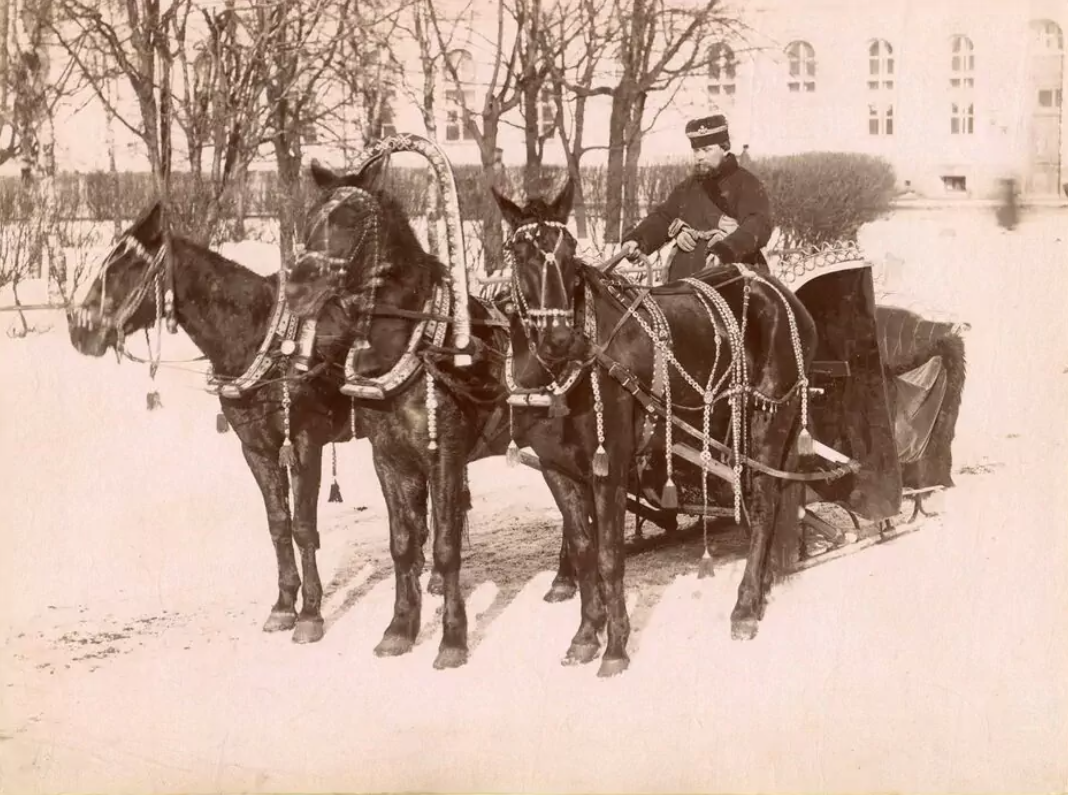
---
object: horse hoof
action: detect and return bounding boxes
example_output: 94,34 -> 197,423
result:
597,656 -> 630,678
730,617 -> 759,641
291,618 -> 324,644
263,611 -> 297,632
428,572 -> 445,597
543,580 -> 577,603
433,646 -> 468,670
562,643 -> 599,666
374,634 -> 414,658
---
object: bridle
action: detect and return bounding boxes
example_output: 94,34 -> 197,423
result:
503,219 -> 595,405
72,233 -> 177,365
290,186 -> 379,283
505,220 -> 576,331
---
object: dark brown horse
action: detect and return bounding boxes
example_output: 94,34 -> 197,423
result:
493,179 -> 819,676
66,203 -> 358,647
282,158 -> 589,668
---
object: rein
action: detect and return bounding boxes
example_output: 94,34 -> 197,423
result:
504,219 -> 847,520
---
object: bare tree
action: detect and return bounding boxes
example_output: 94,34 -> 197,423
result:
381,0 -> 457,257
539,0 -> 620,239
50,0 -> 189,247
330,0 -> 410,151
547,0 -> 740,242
240,0 -> 350,263
425,0 -> 536,270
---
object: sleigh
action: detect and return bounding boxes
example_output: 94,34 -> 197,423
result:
504,240 -> 966,571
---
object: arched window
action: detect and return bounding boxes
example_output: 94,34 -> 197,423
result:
786,40 -> 816,92
949,35 -> 975,134
949,34 -> 974,89
708,43 -> 737,100
445,49 -> 476,142
1030,19 -> 1064,52
867,39 -> 894,135
1029,21 -> 1064,110
868,39 -> 894,90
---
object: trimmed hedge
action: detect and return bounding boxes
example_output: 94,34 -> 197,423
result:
750,152 -> 897,246
0,151 -> 896,248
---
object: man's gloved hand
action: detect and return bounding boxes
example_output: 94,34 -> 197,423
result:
621,239 -> 639,258
668,219 -> 698,252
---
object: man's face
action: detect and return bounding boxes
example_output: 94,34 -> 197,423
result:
692,143 -> 727,175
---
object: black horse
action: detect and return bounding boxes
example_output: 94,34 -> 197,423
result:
491,180 -> 820,675
66,203 -> 358,646
282,158 -> 590,668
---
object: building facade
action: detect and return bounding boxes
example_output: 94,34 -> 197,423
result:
14,0 -> 1068,200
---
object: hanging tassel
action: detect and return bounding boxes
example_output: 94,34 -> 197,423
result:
506,440 -> 521,467
548,394 -> 570,417
660,477 -> 678,510
796,426 -> 814,456
278,441 -> 297,469
592,445 -> 610,478
327,443 -> 342,501
146,391 -> 162,410
216,413 -> 229,434
698,549 -> 716,579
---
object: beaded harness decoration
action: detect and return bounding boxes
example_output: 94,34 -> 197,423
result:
504,219 -> 814,552
292,183 -> 453,450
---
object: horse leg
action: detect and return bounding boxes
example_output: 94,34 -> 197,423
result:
290,441 -> 325,643
241,444 -> 300,633
593,408 -> 634,678
542,469 -> 582,603
732,412 -> 800,640
430,445 -> 470,670
372,452 -> 426,658
426,510 -> 443,597
561,475 -> 605,666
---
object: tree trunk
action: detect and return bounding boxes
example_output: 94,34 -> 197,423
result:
478,120 -> 502,275
523,79 -> 541,196
621,92 -> 646,232
273,136 -> 302,268
603,85 -> 633,244
11,278 -> 30,337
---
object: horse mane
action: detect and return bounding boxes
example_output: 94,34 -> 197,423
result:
171,235 -> 273,286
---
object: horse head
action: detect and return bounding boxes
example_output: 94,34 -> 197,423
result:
67,201 -> 169,357
285,157 -> 390,319
493,177 -> 580,362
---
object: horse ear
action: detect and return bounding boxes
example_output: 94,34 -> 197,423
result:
350,155 -> 389,192
548,175 -> 575,224
309,159 -> 340,191
131,201 -> 164,244
492,186 -> 525,230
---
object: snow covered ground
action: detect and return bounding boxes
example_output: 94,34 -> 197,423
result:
1,207 -> 1066,794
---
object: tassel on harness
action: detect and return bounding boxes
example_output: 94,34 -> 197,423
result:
592,445 -> 610,478
506,439 -> 521,467
698,549 -> 715,579
660,478 -> 678,510
328,443 -> 343,503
